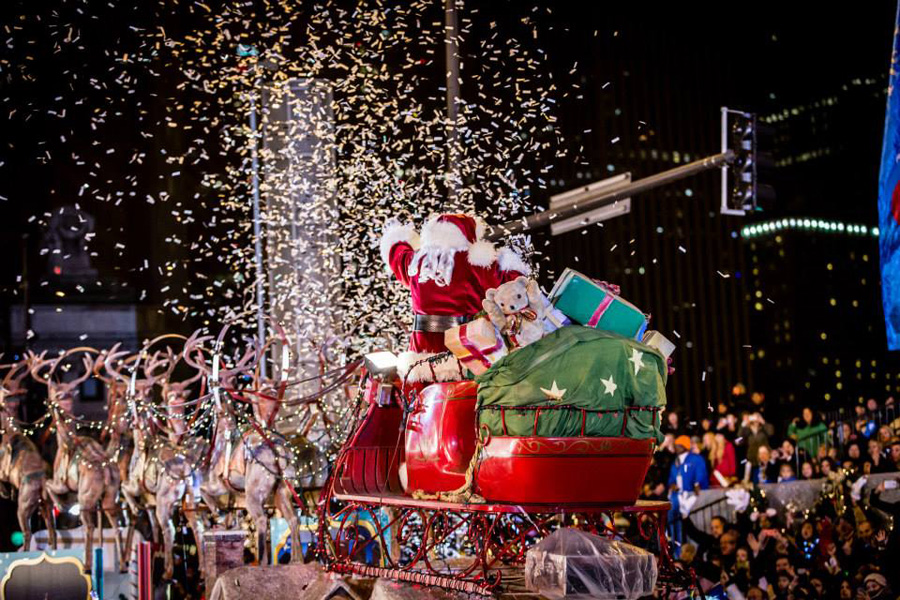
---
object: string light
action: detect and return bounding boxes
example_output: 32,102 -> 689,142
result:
741,218 -> 879,239
1,334 -> 365,508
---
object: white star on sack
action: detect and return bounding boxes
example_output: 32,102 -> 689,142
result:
540,380 -> 567,400
601,374 -> 618,396
629,348 -> 645,376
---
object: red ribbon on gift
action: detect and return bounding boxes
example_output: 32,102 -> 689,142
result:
587,294 -> 615,327
593,279 -> 621,295
458,323 -> 504,370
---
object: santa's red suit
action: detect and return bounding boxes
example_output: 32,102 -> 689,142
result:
380,213 -> 529,383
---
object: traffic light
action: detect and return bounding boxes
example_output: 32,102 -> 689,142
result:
721,107 -> 775,215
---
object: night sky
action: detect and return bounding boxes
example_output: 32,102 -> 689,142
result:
1,1 -> 893,293
0,0 -> 896,366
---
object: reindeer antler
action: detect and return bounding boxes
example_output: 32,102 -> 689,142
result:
2,358 -> 32,396
53,353 -> 95,398
28,350 -> 54,385
98,343 -> 135,385
219,343 -> 258,383
31,348 -> 97,405
146,347 -> 178,383
181,329 -> 213,374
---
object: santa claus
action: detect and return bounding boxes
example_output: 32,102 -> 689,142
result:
380,213 -> 530,382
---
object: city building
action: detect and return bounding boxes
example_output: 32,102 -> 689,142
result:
742,77 -> 900,411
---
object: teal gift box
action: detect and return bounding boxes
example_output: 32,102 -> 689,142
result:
548,268 -> 648,339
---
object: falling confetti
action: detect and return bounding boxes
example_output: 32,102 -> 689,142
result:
1,0 -> 570,358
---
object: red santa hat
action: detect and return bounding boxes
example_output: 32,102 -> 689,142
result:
425,214 -> 484,244
418,213 -> 504,266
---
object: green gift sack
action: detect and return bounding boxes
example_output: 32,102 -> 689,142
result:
475,326 -> 666,441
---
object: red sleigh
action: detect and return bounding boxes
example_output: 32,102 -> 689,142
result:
318,372 -> 698,597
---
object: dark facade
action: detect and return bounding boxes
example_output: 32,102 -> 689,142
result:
531,15 -> 755,417
743,77 -> 900,410
744,220 -> 892,407
529,4 -> 896,416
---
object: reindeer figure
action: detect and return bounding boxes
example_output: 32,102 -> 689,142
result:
100,345 -> 170,570
31,350 -> 125,574
184,331 -> 303,565
94,346 -> 140,496
0,359 -> 57,552
155,345 -> 205,446
130,337 -> 209,581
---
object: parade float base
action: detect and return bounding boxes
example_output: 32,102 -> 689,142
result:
321,495 -> 698,597
332,492 -> 669,515
209,562 -> 530,600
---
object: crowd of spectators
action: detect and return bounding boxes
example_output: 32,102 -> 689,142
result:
641,395 -> 900,600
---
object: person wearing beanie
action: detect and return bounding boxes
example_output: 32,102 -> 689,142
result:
667,434 -> 709,549
380,213 -> 529,383
863,573 -> 890,600
669,435 -> 710,494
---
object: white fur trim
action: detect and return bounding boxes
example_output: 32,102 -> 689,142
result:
380,222 -> 420,264
398,351 -> 466,383
474,216 -> 487,241
467,240 -> 497,267
420,218 -> 470,250
497,247 -> 531,275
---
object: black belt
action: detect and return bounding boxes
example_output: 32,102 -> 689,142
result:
413,314 -> 473,333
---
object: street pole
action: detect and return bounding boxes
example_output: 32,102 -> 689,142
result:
445,0 -> 460,207
21,233 -> 31,352
249,65 -> 268,379
485,151 -> 734,240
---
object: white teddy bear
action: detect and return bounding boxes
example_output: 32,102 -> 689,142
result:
482,276 -> 547,349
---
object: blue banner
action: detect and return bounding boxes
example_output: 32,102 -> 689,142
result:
878,1 -> 900,350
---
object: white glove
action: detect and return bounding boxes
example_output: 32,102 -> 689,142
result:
726,488 -> 751,513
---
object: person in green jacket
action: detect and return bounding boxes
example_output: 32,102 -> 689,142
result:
787,406 -> 829,459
